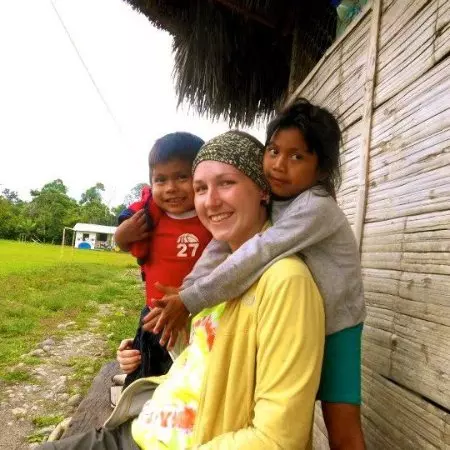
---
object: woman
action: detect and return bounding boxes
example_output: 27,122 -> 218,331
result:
41,131 -> 325,449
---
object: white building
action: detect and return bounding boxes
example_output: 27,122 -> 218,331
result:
73,223 -> 117,250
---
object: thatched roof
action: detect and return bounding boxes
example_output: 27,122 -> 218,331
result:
125,1 -> 336,125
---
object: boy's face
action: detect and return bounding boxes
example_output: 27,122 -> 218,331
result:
263,127 -> 320,198
150,159 -> 195,214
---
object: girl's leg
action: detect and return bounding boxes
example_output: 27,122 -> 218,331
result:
317,323 -> 365,449
321,402 -> 365,450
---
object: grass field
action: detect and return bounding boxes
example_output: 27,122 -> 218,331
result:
0,240 -> 143,381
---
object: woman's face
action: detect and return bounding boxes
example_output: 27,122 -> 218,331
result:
193,161 -> 267,251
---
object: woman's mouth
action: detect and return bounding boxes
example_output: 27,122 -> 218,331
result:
209,212 -> 233,223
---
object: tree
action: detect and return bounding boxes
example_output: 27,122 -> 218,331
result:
16,217 -> 37,240
28,179 -> 80,243
0,189 -> 24,239
111,203 -> 126,220
79,183 -> 115,226
80,182 -> 105,205
1,188 -> 21,204
0,197 -> 20,239
123,182 -> 148,206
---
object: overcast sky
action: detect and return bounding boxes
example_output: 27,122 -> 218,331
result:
0,0 -> 263,207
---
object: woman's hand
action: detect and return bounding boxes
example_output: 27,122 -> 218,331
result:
116,338 -> 141,374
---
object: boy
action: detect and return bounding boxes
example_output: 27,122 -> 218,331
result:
114,132 -> 211,387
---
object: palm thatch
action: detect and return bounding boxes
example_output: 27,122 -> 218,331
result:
124,0 -> 336,125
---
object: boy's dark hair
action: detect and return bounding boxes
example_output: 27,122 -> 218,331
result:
149,132 -> 205,179
266,98 -> 342,198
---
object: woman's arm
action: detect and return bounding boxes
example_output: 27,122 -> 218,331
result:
181,192 -> 343,313
199,260 -> 325,449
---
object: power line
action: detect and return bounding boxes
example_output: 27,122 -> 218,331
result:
49,0 -> 123,134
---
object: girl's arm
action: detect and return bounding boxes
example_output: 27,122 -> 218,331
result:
181,239 -> 230,292
181,192 -> 345,313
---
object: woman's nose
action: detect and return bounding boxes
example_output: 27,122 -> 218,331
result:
205,188 -> 221,208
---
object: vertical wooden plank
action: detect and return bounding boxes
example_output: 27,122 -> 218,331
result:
354,0 -> 382,249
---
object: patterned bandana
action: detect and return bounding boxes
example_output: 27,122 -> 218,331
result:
192,130 -> 270,192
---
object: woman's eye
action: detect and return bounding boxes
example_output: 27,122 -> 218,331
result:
267,148 -> 277,156
154,178 -> 165,184
220,180 -> 234,187
178,174 -> 189,180
291,154 -> 303,161
195,186 -> 206,194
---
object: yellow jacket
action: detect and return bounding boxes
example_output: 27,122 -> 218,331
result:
106,256 -> 324,449
192,256 -> 325,449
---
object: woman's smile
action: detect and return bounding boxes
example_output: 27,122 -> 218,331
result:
209,212 -> 233,223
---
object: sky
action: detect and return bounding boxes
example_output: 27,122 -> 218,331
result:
0,0 -> 263,207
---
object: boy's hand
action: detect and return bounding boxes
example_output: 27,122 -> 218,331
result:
115,210 -> 151,250
116,338 -> 141,374
142,283 -> 189,348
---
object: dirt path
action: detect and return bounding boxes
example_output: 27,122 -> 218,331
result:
0,305 -> 116,449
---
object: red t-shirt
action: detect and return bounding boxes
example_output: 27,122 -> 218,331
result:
143,211 -> 211,307
124,188 -> 211,307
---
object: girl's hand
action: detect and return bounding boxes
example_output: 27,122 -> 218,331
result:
142,284 -> 189,349
116,338 -> 141,374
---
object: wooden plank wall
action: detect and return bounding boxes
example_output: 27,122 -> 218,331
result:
292,0 -> 450,448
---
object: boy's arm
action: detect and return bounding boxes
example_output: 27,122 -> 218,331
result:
197,267 -> 325,449
114,209 -> 151,252
181,193 -> 344,313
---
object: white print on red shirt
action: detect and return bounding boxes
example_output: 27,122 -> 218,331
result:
176,233 -> 200,258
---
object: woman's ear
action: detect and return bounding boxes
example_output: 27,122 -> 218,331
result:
260,191 -> 270,206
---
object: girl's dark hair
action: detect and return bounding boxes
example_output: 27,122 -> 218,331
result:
149,132 -> 205,179
266,98 -> 342,198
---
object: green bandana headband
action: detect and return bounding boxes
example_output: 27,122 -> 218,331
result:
192,130 -> 270,192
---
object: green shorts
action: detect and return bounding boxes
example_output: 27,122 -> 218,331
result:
317,323 -> 363,405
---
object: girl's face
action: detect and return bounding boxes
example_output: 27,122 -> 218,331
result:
263,127 -> 321,198
193,161 -> 267,252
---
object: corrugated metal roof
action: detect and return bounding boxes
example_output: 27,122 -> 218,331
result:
73,223 -> 117,234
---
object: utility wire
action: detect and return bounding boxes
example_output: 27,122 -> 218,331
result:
49,0 -> 123,134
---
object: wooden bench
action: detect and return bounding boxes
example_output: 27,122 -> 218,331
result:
62,361 -> 121,438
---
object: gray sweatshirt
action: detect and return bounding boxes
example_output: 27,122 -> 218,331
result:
180,187 -> 366,335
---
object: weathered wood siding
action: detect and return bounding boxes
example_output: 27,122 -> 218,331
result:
291,0 -> 450,448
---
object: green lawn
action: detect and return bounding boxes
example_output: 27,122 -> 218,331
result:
0,240 -> 143,380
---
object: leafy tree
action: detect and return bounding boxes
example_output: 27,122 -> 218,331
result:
123,182 -> 148,206
1,188 -> 21,204
0,180 -> 120,243
80,182 -> 105,205
0,197 -> 21,239
111,203 -> 126,221
16,217 -> 37,240
79,183 -> 115,226
27,179 -> 80,243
